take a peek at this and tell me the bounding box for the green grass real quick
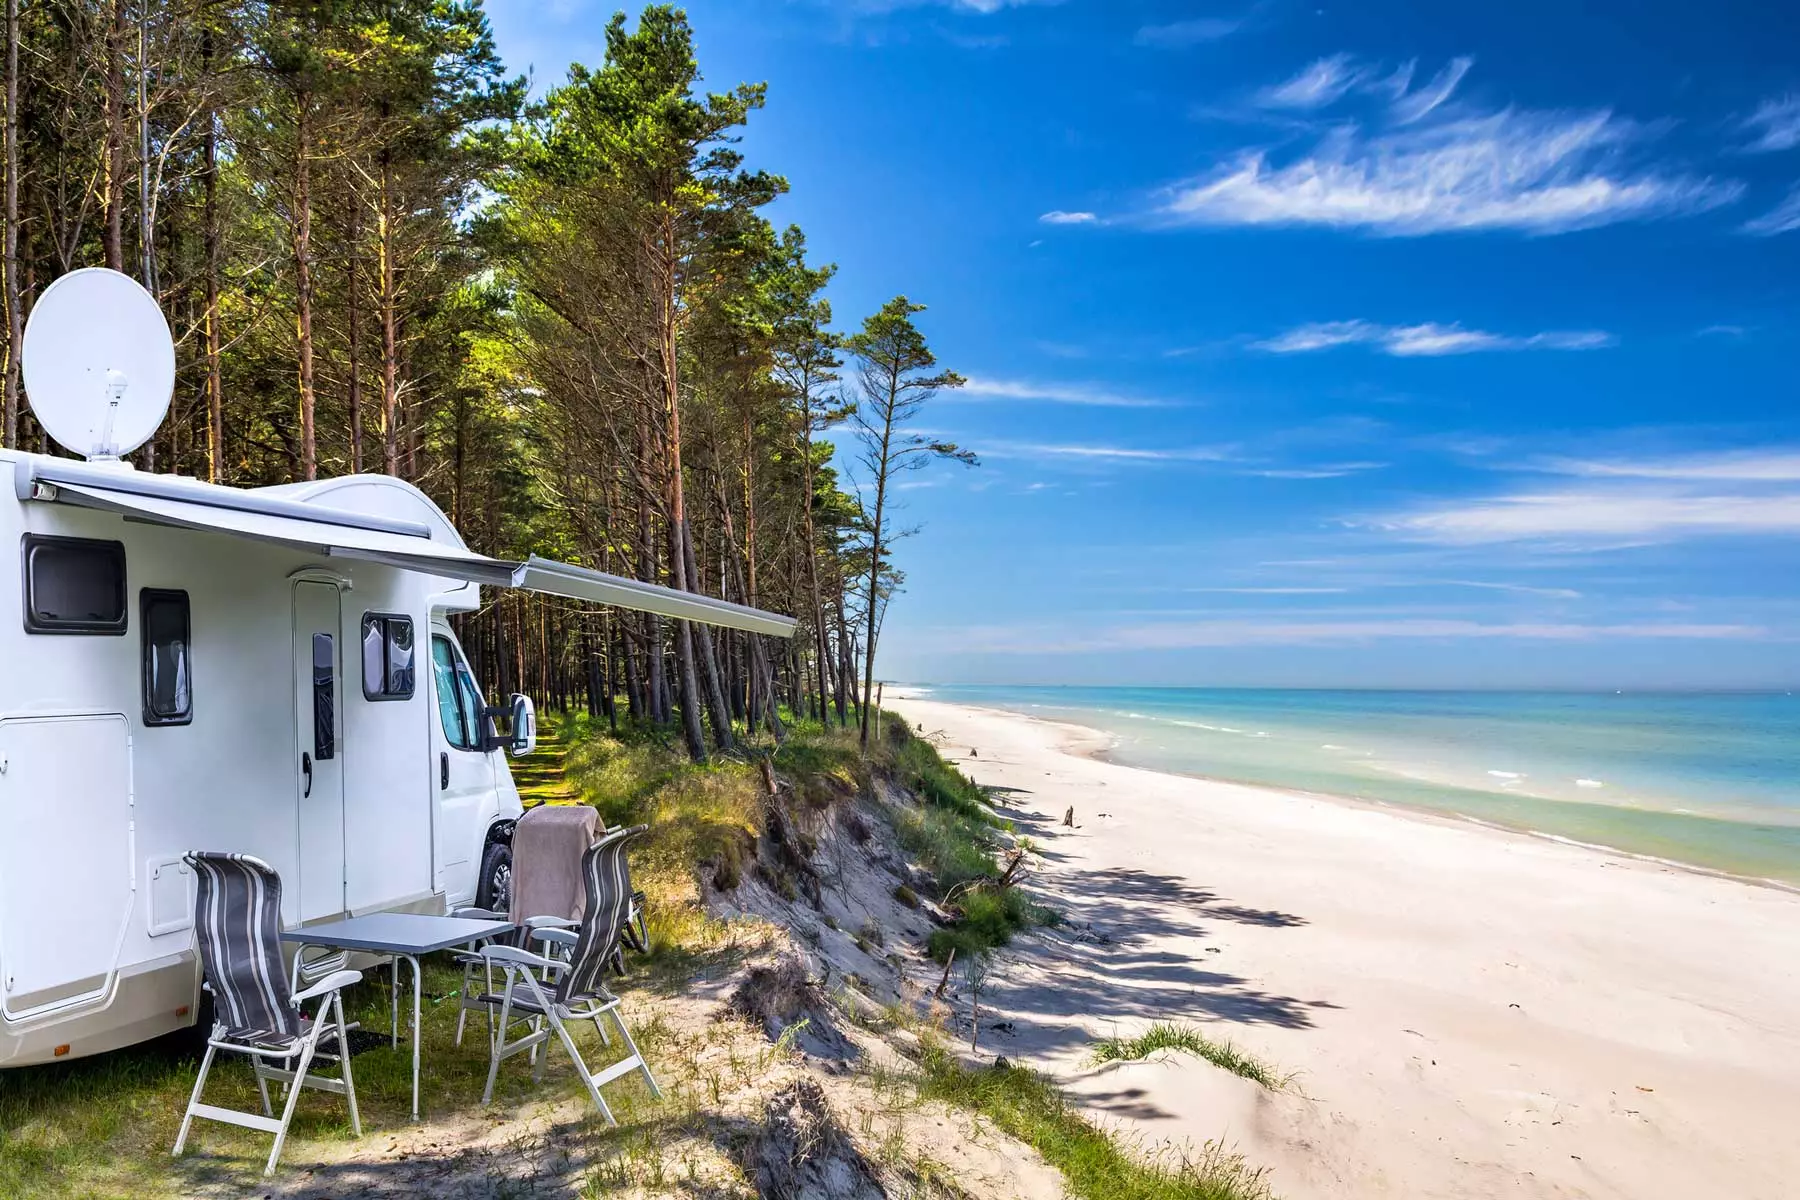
[1092,1023,1294,1091]
[915,1041,1271,1200]
[873,722,1045,962]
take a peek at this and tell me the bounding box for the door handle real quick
[440,752,449,790]
[301,752,313,798]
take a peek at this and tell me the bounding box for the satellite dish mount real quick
[21,267,175,465]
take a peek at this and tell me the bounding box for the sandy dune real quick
[890,696,1800,1200]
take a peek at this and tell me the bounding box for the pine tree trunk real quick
[2,0,20,450]
[345,199,364,473]
[293,96,317,480]
[103,0,125,272]
[379,148,400,476]
[201,33,223,481]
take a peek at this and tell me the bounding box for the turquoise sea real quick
[905,685,1800,888]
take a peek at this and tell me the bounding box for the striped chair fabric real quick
[477,824,661,1121]
[188,852,301,1045]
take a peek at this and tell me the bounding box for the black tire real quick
[476,839,513,914]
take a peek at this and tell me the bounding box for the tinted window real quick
[23,536,126,634]
[141,590,192,726]
[360,614,416,700]
[312,633,336,760]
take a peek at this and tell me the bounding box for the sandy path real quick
[890,696,1800,1200]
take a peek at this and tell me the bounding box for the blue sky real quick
[488,0,1800,689]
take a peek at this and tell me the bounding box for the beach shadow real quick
[1077,1085,1178,1122]
[956,865,1330,1059]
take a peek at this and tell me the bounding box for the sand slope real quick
[891,696,1800,1200]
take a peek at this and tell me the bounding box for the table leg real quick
[407,954,422,1122]
[390,957,399,1048]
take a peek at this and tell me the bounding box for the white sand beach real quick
[888,696,1800,1200]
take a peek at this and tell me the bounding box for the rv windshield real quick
[430,634,486,751]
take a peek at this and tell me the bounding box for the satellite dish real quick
[22,267,174,462]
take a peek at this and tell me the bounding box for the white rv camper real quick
[0,268,796,1068]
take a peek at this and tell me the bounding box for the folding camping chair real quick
[475,825,661,1122]
[173,853,363,1176]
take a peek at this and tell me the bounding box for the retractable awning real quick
[19,462,797,638]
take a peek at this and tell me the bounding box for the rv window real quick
[313,633,336,760]
[360,613,416,700]
[141,590,192,726]
[430,634,481,751]
[22,535,127,634]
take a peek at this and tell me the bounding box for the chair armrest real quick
[294,969,363,1004]
[532,928,578,948]
[524,915,576,930]
[480,944,561,972]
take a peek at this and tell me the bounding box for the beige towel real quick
[510,805,602,925]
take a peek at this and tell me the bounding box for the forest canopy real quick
[0,1,973,759]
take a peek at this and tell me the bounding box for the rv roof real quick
[9,452,797,638]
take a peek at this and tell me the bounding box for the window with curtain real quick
[361,613,416,700]
[141,590,192,726]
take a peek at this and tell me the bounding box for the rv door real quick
[428,630,495,903]
[292,581,347,921]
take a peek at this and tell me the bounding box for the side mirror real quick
[508,693,537,757]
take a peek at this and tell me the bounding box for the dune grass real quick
[1093,1023,1293,1091]
[915,1041,1271,1200]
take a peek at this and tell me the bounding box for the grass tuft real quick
[1092,1023,1293,1091]
[915,1041,1271,1200]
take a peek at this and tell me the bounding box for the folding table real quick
[282,912,515,1120]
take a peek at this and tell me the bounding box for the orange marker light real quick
[52,1044,70,1057]
[175,1005,190,1018]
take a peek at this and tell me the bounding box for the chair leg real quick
[592,1013,611,1047]
[455,959,472,1047]
[334,993,362,1138]
[549,1012,615,1124]
[253,1058,274,1117]
[611,1008,662,1100]
[172,1043,218,1156]
[482,981,516,1106]
[264,1038,319,1177]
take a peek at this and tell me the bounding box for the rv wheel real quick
[477,841,513,914]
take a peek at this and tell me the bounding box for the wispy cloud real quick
[1391,57,1473,124]
[1257,54,1365,110]
[957,376,1175,407]
[1134,17,1239,48]
[1240,461,1387,479]
[1741,94,1800,153]
[1744,183,1800,235]
[1039,209,1097,225]
[1255,319,1615,356]
[1377,487,1800,543]
[1156,107,1741,235]
[973,439,1235,464]
[1696,323,1749,339]
[946,617,1764,653]
[1537,449,1800,481]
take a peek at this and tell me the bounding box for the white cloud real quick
[1391,56,1473,124]
[1744,184,1800,235]
[1537,450,1800,481]
[1134,17,1239,48]
[1378,487,1800,543]
[1241,462,1387,479]
[1742,94,1800,153]
[1039,209,1097,225]
[1157,109,1741,235]
[974,439,1234,464]
[1257,54,1364,110]
[958,376,1174,407]
[1255,319,1615,356]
